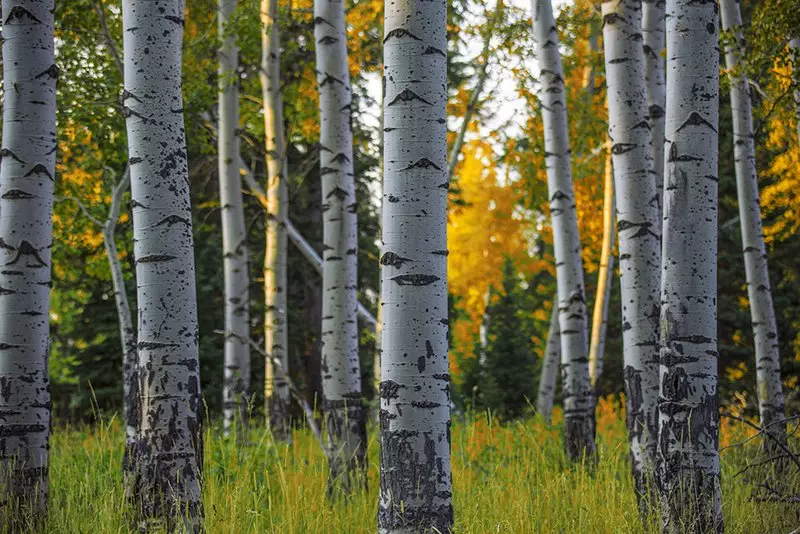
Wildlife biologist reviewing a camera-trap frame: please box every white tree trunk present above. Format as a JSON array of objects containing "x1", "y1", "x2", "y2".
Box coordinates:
[
  {"x1": 642, "y1": 0, "x2": 666, "y2": 221},
  {"x1": 260, "y1": 0, "x2": 291, "y2": 443},
  {"x1": 0, "y1": 0, "x2": 55, "y2": 523},
  {"x1": 379, "y1": 0, "x2": 452, "y2": 529},
  {"x1": 531, "y1": 0, "x2": 595, "y2": 460},
  {"x1": 588, "y1": 146, "x2": 615, "y2": 391},
  {"x1": 313, "y1": 0, "x2": 366, "y2": 493},
  {"x1": 601, "y1": 0, "x2": 662, "y2": 513},
  {"x1": 720, "y1": 0, "x2": 786, "y2": 452},
  {"x1": 536, "y1": 303, "x2": 561, "y2": 423},
  {"x1": 218, "y1": 0, "x2": 251, "y2": 438},
  {"x1": 657, "y1": 0, "x2": 722, "y2": 531},
  {"x1": 121, "y1": 0, "x2": 203, "y2": 529}
]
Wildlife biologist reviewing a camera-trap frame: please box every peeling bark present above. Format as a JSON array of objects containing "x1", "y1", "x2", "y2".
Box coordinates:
[
  {"x1": 218, "y1": 0, "x2": 251, "y2": 439},
  {"x1": 121, "y1": 0, "x2": 204, "y2": 530},
  {"x1": 261, "y1": 0, "x2": 291, "y2": 443},
  {"x1": 0, "y1": 0, "x2": 55, "y2": 524},
  {"x1": 720, "y1": 0, "x2": 786, "y2": 453},
  {"x1": 379, "y1": 0, "x2": 453, "y2": 530},
  {"x1": 531, "y1": 0, "x2": 596, "y2": 461},
  {"x1": 536, "y1": 303, "x2": 561, "y2": 423},
  {"x1": 657, "y1": 1, "x2": 722, "y2": 531},
  {"x1": 642, "y1": 0, "x2": 666, "y2": 222}
]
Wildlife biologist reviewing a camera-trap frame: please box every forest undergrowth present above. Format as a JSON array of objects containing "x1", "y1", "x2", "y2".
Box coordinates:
[{"x1": 38, "y1": 395, "x2": 800, "y2": 533}]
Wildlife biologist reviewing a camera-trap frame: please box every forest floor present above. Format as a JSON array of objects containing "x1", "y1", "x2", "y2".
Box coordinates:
[{"x1": 39, "y1": 395, "x2": 800, "y2": 533}]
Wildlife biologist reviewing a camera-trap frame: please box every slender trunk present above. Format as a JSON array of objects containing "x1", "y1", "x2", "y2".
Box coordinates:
[
  {"x1": 720, "y1": 0, "x2": 786, "y2": 453},
  {"x1": 602, "y1": 0, "x2": 662, "y2": 516},
  {"x1": 0, "y1": 0, "x2": 55, "y2": 524},
  {"x1": 536, "y1": 303, "x2": 561, "y2": 423},
  {"x1": 260, "y1": 0, "x2": 291, "y2": 443},
  {"x1": 379, "y1": 0, "x2": 453, "y2": 530},
  {"x1": 642, "y1": 0, "x2": 666, "y2": 222},
  {"x1": 314, "y1": 0, "x2": 366, "y2": 494},
  {"x1": 122, "y1": 0, "x2": 203, "y2": 529},
  {"x1": 657, "y1": 0, "x2": 722, "y2": 531},
  {"x1": 531, "y1": 0, "x2": 595, "y2": 461},
  {"x1": 588, "y1": 146, "x2": 615, "y2": 391},
  {"x1": 582, "y1": 16, "x2": 600, "y2": 98},
  {"x1": 478, "y1": 289, "x2": 492, "y2": 365},
  {"x1": 219, "y1": 0, "x2": 251, "y2": 439},
  {"x1": 791, "y1": 38, "x2": 800, "y2": 145}
]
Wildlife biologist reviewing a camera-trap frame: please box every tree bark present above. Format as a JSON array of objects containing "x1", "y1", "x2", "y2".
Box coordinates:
[
  {"x1": 0, "y1": 0, "x2": 55, "y2": 524},
  {"x1": 588, "y1": 145, "x2": 615, "y2": 391},
  {"x1": 531, "y1": 0, "x2": 595, "y2": 461},
  {"x1": 657, "y1": 0, "x2": 722, "y2": 531},
  {"x1": 720, "y1": 0, "x2": 786, "y2": 453},
  {"x1": 218, "y1": 0, "x2": 251, "y2": 439},
  {"x1": 121, "y1": 0, "x2": 203, "y2": 530},
  {"x1": 379, "y1": 0, "x2": 453, "y2": 530},
  {"x1": 536, "y1": 303, "x2": 561, "y2": 423},
  {"x1": 313, "y1": 0, "x2": 367, "y2": 494},
  {"x1": 260, "y1": 0, "x2": 291, "y2": 443},
  {"x1": 642, "y1": 0, "x2": 666, "y2": 222}
]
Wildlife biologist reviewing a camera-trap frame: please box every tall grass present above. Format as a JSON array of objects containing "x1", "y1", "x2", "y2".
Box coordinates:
[{"x1": 39, "y1": 395, "x2": 799, "y2": 532}]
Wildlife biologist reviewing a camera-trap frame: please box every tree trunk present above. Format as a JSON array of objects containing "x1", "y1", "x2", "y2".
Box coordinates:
[
  {"x1": 121, "y1": 0, "x2": 203, "y2": 530},
  {"x1": 379, "y1": 0, "x2": 453, "y2": 530},
  {"x1": 642, "y1": 0, "x2": 666, "y2": 222},
  {"x1": 531, "y1": 0, "x2": 595, "y2": 461},
  {"x1": 657, "y1": 0, "x2": 722, "y2": 531},
  {"x1": 588, "y1": 146, "x2": 615, "y2": 391},
  {"x1": 218, "y1": 0, "x2": 251, "y2": 439},
  {"x1": 536, "y1": 303, "x2": 561, "y2": 423},
  {"x1": 791, "y1": 38, "x2": 800, "y2": 145},
  {"x1": 0, "y1": 0, "x2": 55, "y2": 525},
  {"x1": 261, "y1": 0, "x2": 291, "y2": 443},
  {"x1": 313, "y1": 0, "x2": 367, "y2": 494},
  {"x1": 720, "y1": 0, "x2": 786, "y2": 453}
]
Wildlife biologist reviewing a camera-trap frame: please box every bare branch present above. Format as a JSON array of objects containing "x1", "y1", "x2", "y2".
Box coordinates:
[
  {"x1": 94, "y1": 1, "x2": 124, "y2": 77},
  {"x1": 720, "y1": 411, "x2": 800, "y2": 472}
]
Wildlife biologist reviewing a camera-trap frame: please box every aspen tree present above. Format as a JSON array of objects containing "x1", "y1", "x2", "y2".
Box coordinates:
[
  {"x1": 642, "y1": 0, "x2": 666, "y2": 219},
  {"x1": 536, "y1": 304, "x2": 561, "y2": 423}
]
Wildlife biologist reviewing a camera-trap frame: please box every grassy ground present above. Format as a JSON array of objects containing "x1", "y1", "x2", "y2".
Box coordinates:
[{"x1": 42, "y1": 396, "x2": 799, "y2": 533}]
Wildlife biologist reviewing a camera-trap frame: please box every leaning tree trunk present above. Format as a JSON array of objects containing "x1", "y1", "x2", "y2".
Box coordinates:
[
  {"x1": 218, "y1": 0, "x2": 251, "y2": 438},
  {"x1": 313, "y1": 0, "x2": 367, "y2": 494},
  {"x1": 531, "y1": 0, "x2": 595, "y2": 460},
  {"x1": 260, "y1": 0, "x2": 291, "y2": 443},
  {"x1": 122, "y1": 0, "x2": 204, "y2": 530},
  {"x1": 720, "y1": 0, "x2": 786, "y2": 453},
  {"x1": 536, "y1": 303, "x2": 561, "y2": 423},
  {"x1": 588, "y1": 146, "x2": 615, "y2": 391},
  {"x1": 642, "y1": 0, "x2": 666, "y2": 222},
  {"x1": 657, "y1": 0, "x2": 722, "y2": 531},
  {"x1": 601, "y1": 0, "x2": 662, "y2": 516},
  {"x1": 0, "y1": 0, "x2": 55, "y2": 525},
  {"x1": 379, "y1": 0, "x2": 453, "y2": 530}
]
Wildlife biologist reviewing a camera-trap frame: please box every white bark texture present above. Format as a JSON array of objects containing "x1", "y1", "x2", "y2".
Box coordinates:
[
  {"x1": 314, "y1": 0, "x2": 366, "y2": 493},
  {"x1": 536, "y1": 303, "x2": 561, "y2": 423},
  {"x1": 531, "y1": 0, "x2": 595, "y2": 460},
  {"x1": 720, "y1": 0, "x2": 786, "y2": 451},
  {"x1": 657, "y1": 0, "x2": 722, "y2": 531},
  {"x1": 588, "y1": 147, "x2": 615, "y2": 390},
  {"x1": 642, "y1": 0, "x2": 666, "y2": 222},
  {"x1": 0, "y1": 0, "x2": 55, "y2": 522},
  {"x1": 260, "y1": 0, "x2": 291, "y2": 443},
  {"x1": 601, "y1": 0, "x2": 662, "y2": 512},
  {"x1": 218, "y1": 0, "x2": 251, "y2": 438},
  {"x1": 379, "y1": 0, "x2": 453, "y2": 529},
  {"x1": 121, "y1": 0, "x2": 203, "y2": 529}
]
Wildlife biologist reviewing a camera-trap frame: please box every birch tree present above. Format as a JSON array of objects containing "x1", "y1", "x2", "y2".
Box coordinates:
[
  {"x1": 314, "y1": 0, "x2": 366, "y2": 492},
  {"x1": 218, "y1": 0, "x2": 251, "y2": 438},
  {"x1": 601, "y1": 0, "x2": 662, "y2": 512},
  {"x1": 720, "y1": 0, "x2": 786, "y2": 451},
  {"x1": 121, "y1": 0, "x2": 203, "y2": 528},
  {"x1": 642, "y1": 0, "x2": 666, "y2": 220},
  {"x1": 536, "y1": 303, "x2": 561, "y2": 423},
  {"x1": 0, "y1": 0, "x2": 56, "y2": 523},
  {"x1": 260, "y1": 0, "x2": 291, "y2": 442},
  {"x1": 657, "y1": 0, "x2": 722, "y2": 531},
  {"x1": 531, "y1": 0, "x2": 595, "y2": 460},
  {"x1": 379, "y1": 0, "x2": 453, "y2": 529}
]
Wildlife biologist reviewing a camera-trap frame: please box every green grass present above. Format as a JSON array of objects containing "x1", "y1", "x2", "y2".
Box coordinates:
[{"x1": 40, "y1": 397, "x2": 800, "y2": 533}]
